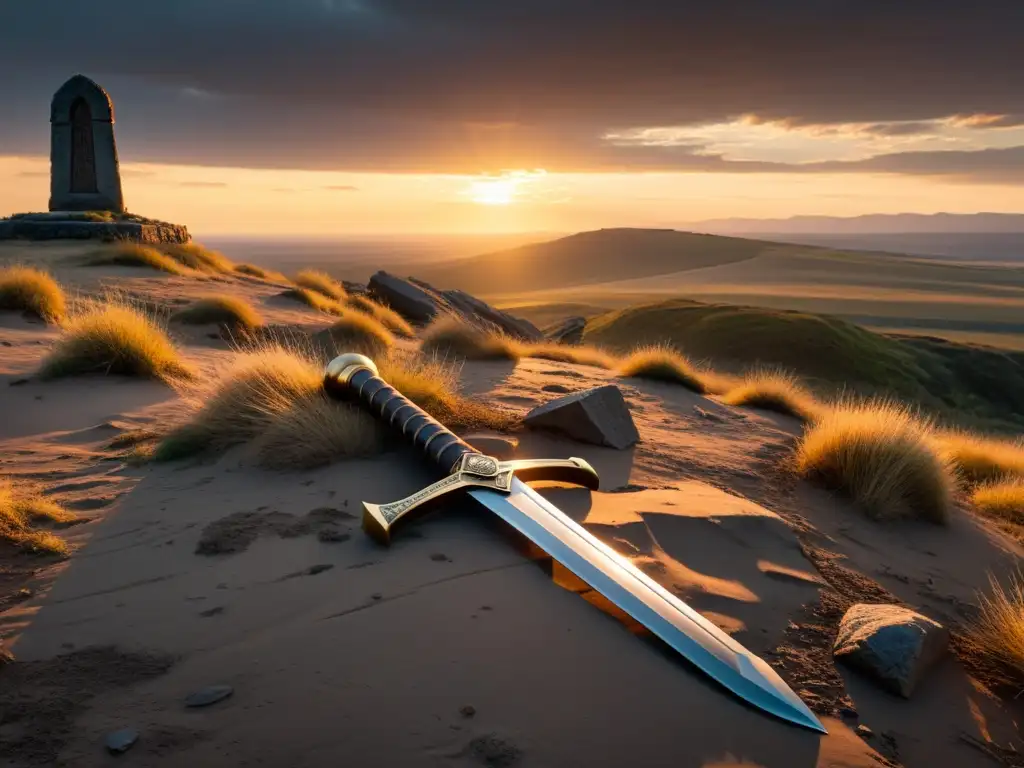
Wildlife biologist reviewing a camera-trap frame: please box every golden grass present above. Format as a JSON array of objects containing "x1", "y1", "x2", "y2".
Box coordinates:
[
  {"x1": 153, "y1": 343, "x2": 515, "y2": 467},
  {"x1": 617, "y1": 345, "x2": 707, "y2": 393},
  {"x1": 722, "y1": 370, "x2": 822, "y2": 422},
  {"x1": 172, "y1": 295, "x2": 263, "y2": 329},
  {"x1": 0, "y1": 479, "x2": 73, "y2": 556},
  {"x1": 0, "y1": 266, "x2": 66, "y2": 323},
  {"x1": 86, "y1": 244, "x2": 188, "y2": 275},
  {"x1": 162, "y1": 243, "x2": 235, "y2": 273},
  {"x1": 281, "y1": 286, "x2": 345, "y2": 315},
  {"x1": 38, "y1": 299, "x2": 194, "y2": 382},
  {"x1": 379, "y1": 352, "x2": 519, "y2": 432},
  {"x1": 524, "y1": 342, "x2": 617, "y2": 369},
  {"x1": 795, "y1": 400, "x2": 955, "y2": 523},
  {"x1": 972, "y1": 478, "x2": 1024, "y2": 527},
  {"x1": 420, "y1": 316, "x2": 521, "y2": 361},
  {"x1": 316, "y1": 310, "x2": 396, "y2": 358},
  {"x1": 935, "y1": 431, "x2": 1024, "y2": 484},
  {"x1": 969, "y1": 571, "x2": 1024, "y2": 681},
  {"x1": 294, "y1": 269, "x2": 346, "y2": 300},
  {"x1": 346, "y1": 294, "x2": 415, "y2": 337},
  {"x1": 235, "y1": 263, "x2": 286, "y2": 282}
]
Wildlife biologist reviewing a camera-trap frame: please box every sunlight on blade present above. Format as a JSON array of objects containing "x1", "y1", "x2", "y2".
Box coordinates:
[{"x1": 468, "y1": 480, "x2": 827, "y2": 734}]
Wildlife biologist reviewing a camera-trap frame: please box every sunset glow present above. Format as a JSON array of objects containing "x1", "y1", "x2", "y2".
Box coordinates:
[{"x1": 469, "y1": 177, "x2": 519, "y2": 206}]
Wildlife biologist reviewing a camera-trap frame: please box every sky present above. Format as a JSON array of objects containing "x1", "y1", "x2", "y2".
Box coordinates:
[{"x1": 2, "y1": 1, "x2": 1024, "y2": 236}]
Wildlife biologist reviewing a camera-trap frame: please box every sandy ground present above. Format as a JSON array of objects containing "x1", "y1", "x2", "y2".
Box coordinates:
[{"x1": 1, "y1": 242, "x2": 1022, "y2": 767}]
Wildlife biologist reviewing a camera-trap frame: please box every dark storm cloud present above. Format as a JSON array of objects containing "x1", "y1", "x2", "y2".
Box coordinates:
[{"x1": 1, "y1": 1, "x2": 1023, "y2": 178}]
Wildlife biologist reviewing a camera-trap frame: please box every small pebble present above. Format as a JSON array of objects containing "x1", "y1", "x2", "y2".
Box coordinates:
[
  {"x1": 371, "y1": 593, "x2": 383, "y2": 601},
  {"x1": 460, "y1": 705, "x2": 476, "y2": 718},
  {"x1": 185, "y1": 684, "x2": 234, "y2": 708},
  {"x1": 855, "y1": 724, "x2": 874, "y2": 738},
  {"x1": 105, "y1": 728, "x2": 138, "y2": 754}
]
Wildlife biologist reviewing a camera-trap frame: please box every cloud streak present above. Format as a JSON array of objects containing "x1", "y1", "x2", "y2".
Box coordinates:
[{"x1": 0, "y1": 2, "x2": 1021, "y2": 180}]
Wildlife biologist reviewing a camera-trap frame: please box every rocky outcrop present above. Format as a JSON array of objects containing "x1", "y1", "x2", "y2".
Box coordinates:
[
  {"x1": 833, "y1": 603, "x2": 949, "y2": 698},
  {"x1": 368, "y1": 271, "x2": 541, "y2": 340},
  {"x1": 523, "y1": 385, "x2": 639, "y2": 449},
  {"x1": 545, "y1": 316, "x2": 586, "y2": 345}
]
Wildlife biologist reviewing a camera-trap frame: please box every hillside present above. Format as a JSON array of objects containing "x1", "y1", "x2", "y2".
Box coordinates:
[
  {"x1": 411, "y1": 228, "x2": 793, "y2": 295},
  {"x1": 584, "y1": 298, "x2": 1024, "y2": 430}
]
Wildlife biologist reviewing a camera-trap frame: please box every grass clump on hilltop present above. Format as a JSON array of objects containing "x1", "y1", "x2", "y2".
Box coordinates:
[
  {"x1": 0, "y1": 479, "x2": 75, "y2": 557},
  {"x1": 294, "y1": 269, "x2": 347, "y2": 301},
  {"x1": 39, "y1": 298, "x2": 193, "y2": 382},
  {"x1": 0, "y1": 266, "x2": 66, "y2": 323},
  {"x1": 172, "y1": 295, "x2": 263, "y2": 330},
  {"x1": 795, "y1": 400, "x2": 955, "y2": 524}
]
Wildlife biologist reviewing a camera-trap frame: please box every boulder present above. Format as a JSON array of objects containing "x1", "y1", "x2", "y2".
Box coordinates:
[
  {"x1": 367, "y1": 271, "x2": 541, "y2": 340},
  {"x1": 833, "y1": 603, "x2": 949, "y2": 697},
  {"x1": 523, "y1": 385, "x2": 639, "y2": 449},
  {"x1": 368, "y1": 272, "x2": 440, "y2": 325},
  {"x1": 546, "y1": 316, "x2": 586, "y2": 346}
]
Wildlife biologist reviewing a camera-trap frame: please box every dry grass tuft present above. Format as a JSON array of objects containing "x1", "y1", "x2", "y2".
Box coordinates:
[
  {"x1": 281, "y1": 286, "x2": 345, "y2": 315},
  {"x1": 85, "y1": 244, "x2": 188, "y2": 275},
  {"x1": 235, "y1": 263, "x2": 286, "y2": 282},
  {"x1": 972, "y1": 478, "x2": 1024, "y2": 528},
  {"x1": 39, "y1": 299, "x2": 194, "y2": 382},
  {"x1": 154, "y1": 343, "x2": 518, "y2": 467},
  {"x1": 315, "y1": 310, "x2": 396, "y2": 358},
  {"x1": 163, "y1": 243, "x2": 235, "y2": 273},
  {"x1": 379, "y1": 352, "x2": 520, "y2": 432},
  {"x1": 524, "y1": 343, "x2": 616, "y2": 369},
  {"x1": 0, "y1": 479, "x2": 73, "y2": 556},
  {"x1": 172, "y1": 295, "x2": 263, "y2": 330},
  {"x1": 153, "y1": 344, "x2": 381, "y2": 468},
  {"x1": 0, "y1": 266, "x2": 66, "y2": 323},
  {"x1": 936, "y1": 431, "x2": 1024, "y2": 484},
  {"x1": 617, "y1": 345, "x2": 707, "y2": 393},
  {"x1": 346, "y1": 294, "x2": 415, "y2": 337},
  {"x1": 795, "y1": 400, "x2": 955, "y2": 524},
  {"x1": 722, "y1": 370, "x2": 822, "y2": 422},
  {"x1": 969, "y1": 571, "x2": 1024, "y2": 682},
  {"x1": 294, "y1": 269, "x2": 346, "y2": 300},
  {"x1": 420, "y1": 316, "x2": 521, "y2": 361}
]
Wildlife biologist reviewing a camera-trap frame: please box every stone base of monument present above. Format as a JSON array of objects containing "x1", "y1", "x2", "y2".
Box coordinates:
[{"x1": 0, "y1": 211, "x2": 190, "y2": 244}]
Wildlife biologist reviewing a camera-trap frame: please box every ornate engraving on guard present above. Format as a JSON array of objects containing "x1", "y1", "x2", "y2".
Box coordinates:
[{"x1": 361, "y1": 453, "x2": 599, "y2": 545}]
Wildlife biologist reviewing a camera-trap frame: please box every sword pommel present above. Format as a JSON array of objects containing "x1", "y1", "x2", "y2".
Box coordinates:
[{"x1": 362, "y1": 453, "x2": 599, "y2": 544}]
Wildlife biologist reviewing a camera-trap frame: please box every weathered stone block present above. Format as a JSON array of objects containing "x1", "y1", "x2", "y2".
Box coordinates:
[
  {"x1": 523, "y1": 385, "x2": 639, "y2": 449},
  {"x1": 833, "y1": 603, "x2": 949, "y2": 697}
]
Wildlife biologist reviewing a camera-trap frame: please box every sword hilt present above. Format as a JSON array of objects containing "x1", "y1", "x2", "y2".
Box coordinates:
[
  {"x1": 324, "y1": 353, "x2": 600, "y2": 545},
  {"x1": 324, "y1": 353, "x2": 476, "y2": 474}
]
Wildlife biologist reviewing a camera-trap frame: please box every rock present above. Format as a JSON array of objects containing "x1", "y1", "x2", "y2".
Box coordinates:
[
  {"x1": 460, "y1": 704, "x2": 477, "y2": 718},
  {"x1": 105, "y1": 728, "x2": 139, "y2": 754},
  {"x1": 367, "y1": 271, "x2": 442, "y2": 325},
  {"x1": 855, "y1": 724, "x2": 874, "y2": 738},
  {"x1": 463, "y1": 434, "x2": 519, "y2": 460},
  {"x1": 367, "y1": 271, "x2": 541, "y2": 340},
  {"x1": 185, "y1": 684, "x2": 234, "y2": 708},
  {"x1": 545, "y1": 316, "x2": 586, "y2": 345},
  {"x1": 523, "y1": 385, "x2": 639, "y2": 449},
  {"x1": 833, "y1": 603, "x2": 949, "y2": 698}
]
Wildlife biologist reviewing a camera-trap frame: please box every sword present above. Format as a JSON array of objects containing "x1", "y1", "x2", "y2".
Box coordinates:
[{"x1": 323, "y1": 353, "x2": 826, "y2": 734}]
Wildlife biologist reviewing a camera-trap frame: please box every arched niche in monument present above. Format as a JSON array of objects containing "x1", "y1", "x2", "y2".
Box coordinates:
[{"x1": 49, "y1": 75, "x2": 125, "y2": 213}]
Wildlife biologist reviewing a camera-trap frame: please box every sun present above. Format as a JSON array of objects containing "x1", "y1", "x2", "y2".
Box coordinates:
[{"x1": 468, "y1": 177, "x2": 519, "y2": 206}]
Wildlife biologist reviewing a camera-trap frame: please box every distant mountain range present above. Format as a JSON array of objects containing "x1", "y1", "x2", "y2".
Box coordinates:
[{"x1": 690, "y1": 212, "x2": 1024, "y2": 235}]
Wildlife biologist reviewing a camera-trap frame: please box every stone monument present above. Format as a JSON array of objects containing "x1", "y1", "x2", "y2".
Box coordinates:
[
  {"x1": 0, "y1": 75, "x2": 189, "y2": 243},
  {"x1": 49, "y1": 74, "x2": 125, "y2": 212}
]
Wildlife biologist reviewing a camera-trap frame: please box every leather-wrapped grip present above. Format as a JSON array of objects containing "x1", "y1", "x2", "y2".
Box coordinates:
[{"x1": 325, "y1": 360, "x2": 477, "y2": 474}]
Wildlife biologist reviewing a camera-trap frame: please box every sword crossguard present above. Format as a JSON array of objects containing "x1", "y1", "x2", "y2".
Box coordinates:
[{"x1": 362, "y1": 454, "x2": 599, "y2": 545}]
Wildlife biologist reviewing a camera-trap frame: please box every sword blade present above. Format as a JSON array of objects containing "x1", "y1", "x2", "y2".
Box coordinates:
[{"x1": 469, "y1": 479, "x2": 827, "y2": 734}]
